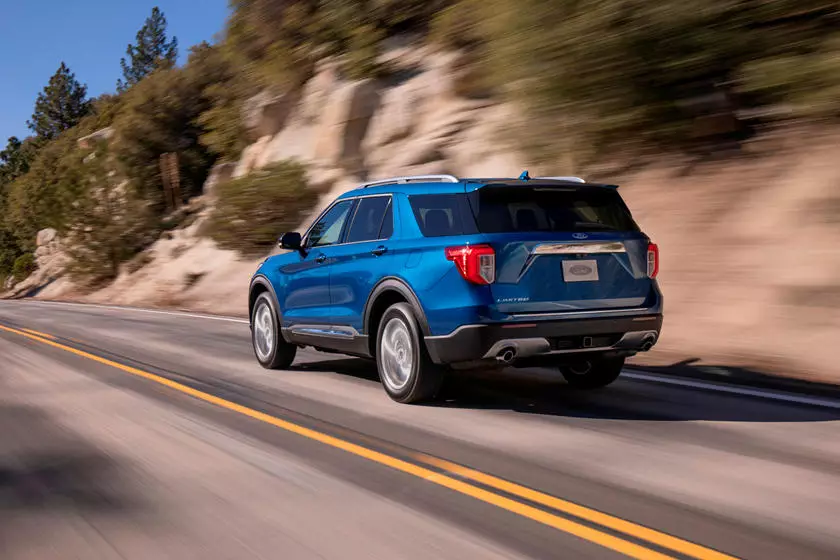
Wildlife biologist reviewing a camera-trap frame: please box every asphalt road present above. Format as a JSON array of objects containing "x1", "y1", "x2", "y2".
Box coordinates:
[{"x1": 2, "y1": 300, "x2": 840, "y2": 560}]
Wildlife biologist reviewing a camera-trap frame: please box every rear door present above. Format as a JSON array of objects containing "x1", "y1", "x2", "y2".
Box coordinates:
[
  {"x1": 328, "y1": 195, "x2": 396, "y2": 332},
  {"x1": 466, "y1": 184, "x2": 653, "y2": 314}
]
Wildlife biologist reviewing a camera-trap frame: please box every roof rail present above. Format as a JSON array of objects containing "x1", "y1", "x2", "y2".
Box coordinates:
[
  {"x1": 534, "y1": 176, "x2": 586, "y2": 183},
  {"x1": 361, "y1": 174, "x2": 459, "y2": 188}
]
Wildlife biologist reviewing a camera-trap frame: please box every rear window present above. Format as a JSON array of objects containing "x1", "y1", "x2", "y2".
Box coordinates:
[
  {"x1": 346, "y1": 196, "x2": 391, "y2": 243},
  {"x1": 408, "y1": 194, "x2": 477, "y2": 237},
  {"x1": 467, "y1": 186, "x2": 639, "y2": 233}
]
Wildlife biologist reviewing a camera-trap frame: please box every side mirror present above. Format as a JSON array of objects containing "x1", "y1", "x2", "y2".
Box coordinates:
[{"x1": 279, "y1": 231, "x2": 302, "y2": 251}]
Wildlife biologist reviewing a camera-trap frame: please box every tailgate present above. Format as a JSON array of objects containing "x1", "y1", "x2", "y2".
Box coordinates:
[{"x1": 465, "y1": 183, "x2": 653, "y2": 314}]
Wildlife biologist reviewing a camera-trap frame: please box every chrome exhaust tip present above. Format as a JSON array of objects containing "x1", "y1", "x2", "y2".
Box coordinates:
[
  {"x1": 640, "y1": 333, "x2": 657, "y2": 351},
  {"x1": 496, "y1": 347, "x2": 517, "y2": 364}
]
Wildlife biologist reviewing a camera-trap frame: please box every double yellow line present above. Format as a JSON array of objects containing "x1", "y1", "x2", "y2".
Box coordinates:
[{"x1": 0, "y1": 322, "x2": 737, "y2": 560}]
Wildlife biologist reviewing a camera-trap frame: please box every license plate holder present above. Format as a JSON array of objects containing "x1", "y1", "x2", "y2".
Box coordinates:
[{"x1": 562, "y1": 259, "x2": 599, "y2": 282}]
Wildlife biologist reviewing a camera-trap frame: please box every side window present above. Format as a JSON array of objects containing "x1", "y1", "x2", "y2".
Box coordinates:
[
  {"x1": 346, "y1": 196, "x2": 391, "y2": 243},
  {"x1": 306, "y1": 200, "x2": 354, "y2": 248},
  {"x1": 408, "y1": 194, "x2": 475, "y2": 237},
  {"x1": 378, "y1": 200, "x2": 393, "y2": 239}
]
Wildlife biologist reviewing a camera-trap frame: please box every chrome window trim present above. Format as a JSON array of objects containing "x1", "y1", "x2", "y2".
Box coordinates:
[{"x1": 303, "y1": 194, "x2": 394, "y2": 249}]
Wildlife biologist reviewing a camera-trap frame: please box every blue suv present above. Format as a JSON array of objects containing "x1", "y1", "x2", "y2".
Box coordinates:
[{"x1": 249, "y1": 173, "x2": 662, "y2": 403}]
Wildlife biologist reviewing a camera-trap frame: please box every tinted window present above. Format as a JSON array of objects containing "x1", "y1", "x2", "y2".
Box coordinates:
[
  {"x1": 379, "y1": 201, "x2": 393, "y2": 238},
  {"x1": 346, "y1": 196, "x2": 391, "y2": 243},
  {"x1": 307, "y1": 200, "x2": 354, "y2": 247},
  {"x1": 409, "y1": 194, "x2": 475, "y2": 237},
  {"x1": 467, "y1": 187, "x2": 639, "y2": 233}
]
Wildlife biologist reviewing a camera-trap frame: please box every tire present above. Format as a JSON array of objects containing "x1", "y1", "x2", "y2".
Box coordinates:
[
  {"x1": 251, "y1": 292, "x2": 297, "y2": 369},
  {"x1": 561, "y1": 356, "x2": 625, "y2": 389},
  {"x1": 376, "y1": 302, "x2": 444, "y2": 403}
]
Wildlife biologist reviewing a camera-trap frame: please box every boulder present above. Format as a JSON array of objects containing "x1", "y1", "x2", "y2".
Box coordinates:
[
  {"x1": 36, "y1": 228, "x2": 58, "y2": 247},
  {"x1": 313, "y1": 79, "x2": 381, "y2": 172},
  {"x1": 202, "y1": 162, "x2": 236, "y2": 198},
  {"x1": 242, "y1": 90, "x2": 297, "y2": 141},
  {"x1": 6, "y1": 228, "x2": 71, "y2": 298}
]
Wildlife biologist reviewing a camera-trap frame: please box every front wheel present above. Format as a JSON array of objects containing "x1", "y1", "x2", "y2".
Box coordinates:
[
  {"x1": 561, "y1": 356, "x2": 625, "y2": 389},
  {"x1": 376, "y1": 302, "x2": 444, "y2": 403},
  {"x1": 252, "y1": 292, "x2": 297, "y2": 369}
]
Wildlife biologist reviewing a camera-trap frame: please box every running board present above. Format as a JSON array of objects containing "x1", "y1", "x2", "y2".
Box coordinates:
[{"x1": 281, "y1": 325, "x2": 371, "y2": 359}]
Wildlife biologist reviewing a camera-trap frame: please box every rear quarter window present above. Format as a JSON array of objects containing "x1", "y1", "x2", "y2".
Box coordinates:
[{"x1": 408, "y1": 194, "x2": 477, "y2": 237}]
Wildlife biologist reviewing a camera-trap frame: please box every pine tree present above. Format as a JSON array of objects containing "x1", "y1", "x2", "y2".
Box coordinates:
[
  {"x1": 27, "y1": 63, "x2": 91, "y2": 142},
  {"x1": 0, "y1": 137, "x2": 35, "y2": 185},
  {"x1": 117, "y1": 7, "x2": 179, "y2": 91}
]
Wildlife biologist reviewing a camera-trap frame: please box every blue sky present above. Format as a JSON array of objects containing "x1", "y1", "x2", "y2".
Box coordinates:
[{"x1": 0, "y1": 0, "x2": 231, "y2": 142}]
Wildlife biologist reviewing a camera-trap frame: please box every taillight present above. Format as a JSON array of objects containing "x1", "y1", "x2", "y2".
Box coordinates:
[
  {"x1": 647, "y1": 242, "x2": 659, "y2": 279},
  {"x1": 445, "y1": 244, "x2": 496, "y2": 285}
]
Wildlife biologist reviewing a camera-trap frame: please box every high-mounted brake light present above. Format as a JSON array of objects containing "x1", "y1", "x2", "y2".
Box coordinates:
[
  {"x1": 647, "y1": 242, "x2": 659, "y2": 279},
  {"x1": 445, "y1": 244, "x2": 496, "y2": 285}
]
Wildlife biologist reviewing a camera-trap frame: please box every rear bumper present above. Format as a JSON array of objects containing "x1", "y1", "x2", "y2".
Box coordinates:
[{"x1": 424, "y1": 314, "x2": 663, "y2": 366}]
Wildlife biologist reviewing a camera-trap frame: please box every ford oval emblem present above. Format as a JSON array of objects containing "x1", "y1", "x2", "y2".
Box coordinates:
[
  {"x1": 569, "y1": 264, "x2": 593, "y2": 275},
  {"x1": 572, "y1": 232, "x2": 588, "y2": 240}
]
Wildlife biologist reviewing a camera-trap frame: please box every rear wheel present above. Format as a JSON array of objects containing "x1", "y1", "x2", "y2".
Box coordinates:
[
  {"x1": 252, "y1": 292, "x2": 297, "y2": 369},
  {"x1": 376, "y1": 302, "x2": 444, "y2": 403},
  {"x1": 561, "y1": 356, "x2": 625, "y2": 389}
]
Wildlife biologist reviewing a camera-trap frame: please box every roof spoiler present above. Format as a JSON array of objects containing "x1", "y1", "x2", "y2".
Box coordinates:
[{"x1": 519, "y1": 170, "x2": 586, "y2": 183}]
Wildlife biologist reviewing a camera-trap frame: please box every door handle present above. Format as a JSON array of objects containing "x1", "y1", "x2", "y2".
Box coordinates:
[
  {"x1": 315, "y1": 254, "x2": 327, "y2": 264},
  {"x1": 371, "y1": 246, "x2": 387, "y2": 256}
]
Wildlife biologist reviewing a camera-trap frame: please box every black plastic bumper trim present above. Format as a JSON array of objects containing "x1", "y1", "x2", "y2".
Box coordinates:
[{"x1": 424, "y1": 314, "x2": 663, "y2": 364}]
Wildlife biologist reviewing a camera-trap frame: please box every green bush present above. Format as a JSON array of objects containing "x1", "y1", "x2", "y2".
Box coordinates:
[
  {"x1": 12, "y1": 253, "x2": 35, "y2": 281},
  {"x1": 5, "y1": 130, "x2": 89, "y2": 250},
  {"x1": 64, "y1": 144, "x2": 158, "y2": 284},
  {"x1": 0, "y1": 226, "x2": 23, "y2": 280},
  {"x1": 206, "y1": 161, "x2": 318, "y2": 256}
]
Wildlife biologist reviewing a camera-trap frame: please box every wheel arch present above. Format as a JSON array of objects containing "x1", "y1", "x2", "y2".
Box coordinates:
[
  {"x1": 249, "y1": 275, "x2": 280, "y2": 325},
  {"x1": 363, "y1": 278, "x2": 430, "y2": 356}
]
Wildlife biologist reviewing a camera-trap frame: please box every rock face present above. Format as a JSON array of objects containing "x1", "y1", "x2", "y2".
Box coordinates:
[
  {"x1": 242, "y1": 90, "x2": 297, "y2": 141},
  {"x1": 365, "y1": 78, "x2": 426, "y2": 151},
  {"x1": 299, "y1": 58, "x2": 341, "y2": 124},
  {"x1": 227, "y1": 46, "x2": 514, "y2": 186},
  {"x1": 313, "y1": 79, "x2": 381, "y2": 172}
]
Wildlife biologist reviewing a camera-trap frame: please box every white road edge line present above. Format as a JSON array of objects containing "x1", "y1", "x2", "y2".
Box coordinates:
[
  {"x1": 1, "y1": 299, "x2": 250, "y2": 324},
  {"x1": 624, "y1": 371, "x2": 840, "y2": 410}
]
